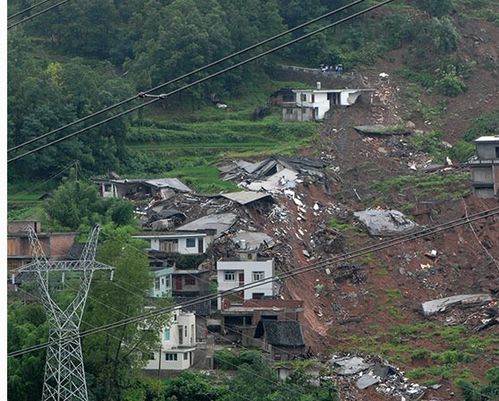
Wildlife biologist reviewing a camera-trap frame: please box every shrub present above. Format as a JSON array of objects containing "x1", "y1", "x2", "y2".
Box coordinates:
[{"x1": 436, "y1": 68, "x2": 466, "y2": 96}]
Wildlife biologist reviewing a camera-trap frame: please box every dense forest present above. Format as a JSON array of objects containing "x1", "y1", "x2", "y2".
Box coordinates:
[{"x1": 8, "y1": 0, "x2": 475, "y2": 180}]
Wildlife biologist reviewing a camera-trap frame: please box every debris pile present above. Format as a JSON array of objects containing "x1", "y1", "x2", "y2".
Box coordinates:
[{"x1": 329, "y1": 355, "x2": 426, "y2": 400}]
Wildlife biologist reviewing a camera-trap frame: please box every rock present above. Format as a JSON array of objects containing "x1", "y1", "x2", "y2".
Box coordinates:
[{"x1": 405, "y1": 121, "x2": 416, "y2": 130}]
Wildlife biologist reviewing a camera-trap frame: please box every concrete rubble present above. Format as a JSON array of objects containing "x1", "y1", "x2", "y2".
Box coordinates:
[
  {"x1": 219, "y1": 156, "x2": 327, "y2": 194},
  {"x1": 421, "y1": 294, "x2": 493, "y2": 316},
  {"x1": 354, "y1": 209, "x2": 419, "y2": 236},
  {"x1": 329, "y1": 355, "x2": 426, "y2": 400}
]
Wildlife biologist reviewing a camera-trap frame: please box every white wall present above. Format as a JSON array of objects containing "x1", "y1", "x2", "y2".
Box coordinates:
[
  {"x1": 293, "y1": 91, "x2": 330, "y2": 119},
  {"x1": 151, "y1": 267, "x2": 173, "y2": 298},
  {"x1": 144, "y1": 310, "x2": 196, "y2": 371},
  {"x1": 216, "y1": 259, "x2": 274, "y2": 309}
]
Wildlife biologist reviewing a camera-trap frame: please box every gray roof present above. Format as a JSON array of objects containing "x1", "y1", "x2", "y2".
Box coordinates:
[
  {"x1": 176, "y1": 213, "x2": 237, "y2": 236},
  {"x1": 254, "y1": 320, "x2": 305, "y2": 347},
  {"x1": 221, "y1": 191, "x2": 273, "y2": 205},
  {"x1": 143, "y1": 178, "x2": 192, "y2": 192}
]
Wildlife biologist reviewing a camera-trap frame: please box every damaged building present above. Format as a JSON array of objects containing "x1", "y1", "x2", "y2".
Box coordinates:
[
  {"x1": 94, "y1": 177, "x2": 192, "y2": 200},
  {"x1": 277, "y1": 82, "x2": 374, "y2": 122}
]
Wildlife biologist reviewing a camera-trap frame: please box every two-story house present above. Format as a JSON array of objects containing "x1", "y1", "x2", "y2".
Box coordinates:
[
  {"x1": 469, "y1": 136, "x2": 499, "y2": 198},
  {"x1": 144, "y1": 309, "x2": 197, "y2": 372},
  {"x1": 216, "y1": 256, "x2": 275, "y2": 310}
]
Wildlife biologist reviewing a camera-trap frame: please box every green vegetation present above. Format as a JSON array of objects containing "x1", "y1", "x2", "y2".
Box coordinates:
[
  {"x1": 335, "y1": 322, "x2": 498, "y2": 383},
  {"x1": 328, "y1": 216, "x2": 355, "y2": 231},
  {"x1": 371, "y1": 172, "x2": 471, "y2": 205}
]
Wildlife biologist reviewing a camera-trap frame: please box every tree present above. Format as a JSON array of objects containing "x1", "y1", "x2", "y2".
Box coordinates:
[
  {"x1": 45, "y1": 175, "x2": 134, "y2": 230},
  {"x1": 82, "y1": 227, "x2": 171, "y2": 401}
]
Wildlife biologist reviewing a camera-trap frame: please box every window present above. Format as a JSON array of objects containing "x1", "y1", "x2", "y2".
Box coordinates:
[
  {"x1": 224, "y1": 272, "x2": 236, "y2": 281},
  {"x1": 104, "y1": 183, "x2": 112, "y2": 191},
  {"x1": 184, "y1": 326, "x2": 188, "y2": 337},
  {"x1": 163, "y1": 328, "x2": 170, "y2": 341},
  {"x1": 184, "y1": 353, "x2": 188, "y2": 360},
  {"x1": 184, "y1": 277, "x2": 196, "y2": 286},
  {"x1": 165, "y1": 353, "x2": 178, "y2": 361},
  {"x1": 300, "y1": 94, "x2": 307, "y2": 102},
  {"x1": 286, "y1": 108, "x2": 293, "y2": 115},
  {"x1": 191, "y1": 324, "x2": 194, "y2": 343},
  {"x1": 161, "y1": 277, "x2": 165, "y2": 285},
  {"x1": 154, "y1": 278, "x2": 160, "y2": 291},
  {"x1": 252, "y1": 293, "x2": 264, "y2": 299},
  {"x1": 160, "y1": 239, "x2": 178, "y2": 252},
  {"x1": 252, "y1": 271, "x2": 264, "y2": 281},
  {"x1": 164, "y1": 277, "x2": 170, "y2": 288},
  {"x1": 186, "y1": 238, "x2": 196, "y2": 248},
  {"x1": 146, "y1": 353, "x2": 155, "y2": 360},
  {"x1": 496, "y1": 146, "x2": 499, "y2": 158},
  {"x1": 311, "y1": 94, "x2": 315, "y2": 103}
]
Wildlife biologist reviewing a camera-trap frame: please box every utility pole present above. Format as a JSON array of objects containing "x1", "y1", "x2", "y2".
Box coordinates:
[{"x1": 15, "y1": 225, "x2": 113, "y2": 401}]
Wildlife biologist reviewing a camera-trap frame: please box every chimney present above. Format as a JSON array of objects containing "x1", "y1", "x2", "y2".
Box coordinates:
[{"x1": 316, "y1": 81, "x2": 321, "y2": 90}]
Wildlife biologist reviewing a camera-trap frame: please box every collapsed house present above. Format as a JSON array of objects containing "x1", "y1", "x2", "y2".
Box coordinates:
[
  {"x1": 219, "y1": 156, "x2": 326, "y2": 193},
  {"x1": 93, "y1": 177, "x2": 192, "y2": 200},
  {"x1": 254, "y1": 320, "x2": 306, "y2": 360}
]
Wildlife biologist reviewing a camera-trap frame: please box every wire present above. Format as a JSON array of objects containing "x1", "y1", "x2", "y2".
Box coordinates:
[
  {"x1": 8, "y1": 205, "x2": 499, "y2": 357},
  {"x1": 7, "y1": 0, "x2": 395, "y2": 163},
  {"x1": 7, "y1": 0, "x2": 368, "y2": 154},
  {"x1": 8, "y1": 0, "x2": 54, "y2": 20},
  {"x1": 7, "y1": 0, "x2": 72, "y2": 30}
]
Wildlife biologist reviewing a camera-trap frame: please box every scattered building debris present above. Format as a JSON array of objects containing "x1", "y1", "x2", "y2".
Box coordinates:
[
  {"x1": 94, "y1": 177, "x2": 192, "y2": 200},
  {"x1": 330, "y1": 355, "x2": 426, "y2": 400},
  {"x1": 354, "y1": 209, "x2": 419, "y2": 236},
  {"x1": 421, "y1": 294, "x2": 493, "y2": 316}
]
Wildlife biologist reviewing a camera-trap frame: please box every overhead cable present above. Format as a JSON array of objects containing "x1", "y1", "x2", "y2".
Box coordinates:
[
  {"x1": 8, "y1": 0, "x2": 367, "y2": 154},
  {"x1": 7, "y1": 0, "x2": 72, "y2": 29},
  {"x1": 8, "y1": 0, "x2": 394, "y2": 162}
]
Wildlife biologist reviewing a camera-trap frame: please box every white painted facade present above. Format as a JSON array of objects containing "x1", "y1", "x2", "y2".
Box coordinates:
[
  {"x1": 133, "y1": 233, "x2": 209, "y2": 254},
  {"x1": 144, "y1": 310, "x2": 196, "y2": 371},
  {"x1": 216, "y1": 258, "x2": 275, "y2": 310},
  {"x1": 283, "y1": 87, "x2": 374, "y2": 121}
]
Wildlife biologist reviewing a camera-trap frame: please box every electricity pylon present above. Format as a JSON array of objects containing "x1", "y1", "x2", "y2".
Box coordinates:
[{"x1": 15, "y1": 225, "x2": 113, "y2": 401}]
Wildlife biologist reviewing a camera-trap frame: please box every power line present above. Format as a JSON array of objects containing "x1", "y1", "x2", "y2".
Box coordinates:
[
  {"x1": 8, "y1": 0, "x2": 54, "y2": 20},
  {"x1": 7, "y1": 0, "x2": 395, "y2": 163},
  {"x1": 7, "y1": 0, "x2": 368, "y2": 154},
  {"x1": 8, "y1": 205, "x2": 499, "y2": 357},
  {"x1": 7, "y1": 0, "x2": 72, "y2": 30}
]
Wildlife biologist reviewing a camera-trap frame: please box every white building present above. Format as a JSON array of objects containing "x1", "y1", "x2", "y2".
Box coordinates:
[
  {"x1": 144, "y1": 310, "x2": 197, "y2": 371},
  {"x1": 282, "y1": 83, "x2": 374, "y2": 122},
  {"x1": 133, "y1": 232, "x2": 209, "y2": 254},
  {"x1": 216, "y1": 257, "x2": 275, "y2": 310}
]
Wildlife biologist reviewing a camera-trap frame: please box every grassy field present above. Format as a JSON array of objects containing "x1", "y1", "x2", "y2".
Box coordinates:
[{"x1": 125, "y1": 80, "x2": 319, "y2": 192}]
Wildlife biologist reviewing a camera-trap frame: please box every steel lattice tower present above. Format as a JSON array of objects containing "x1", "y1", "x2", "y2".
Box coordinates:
[{"x1": 16, "y1": 225, "x2": 113, "y2": 401}]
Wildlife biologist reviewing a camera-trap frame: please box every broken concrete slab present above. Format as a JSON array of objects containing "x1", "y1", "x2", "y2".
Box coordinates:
[
  {"x1": 354, "y1": 209, "x2": 418, "y2": 236},
  {"x1": 421, "y1": 294, "x2": 492, "y2": 316},
  {"x1": 354, "y1": 125, "x2": 412, "y2": 136},
  {"x1": 231, "y1": 231, "x2": 275, "y2": 250},
  {"x1": 356, "y1": 373, "x2": 381, "y2": 389},
  {"x1": 221, "y1": 191, "x2": 273, "y2": 205},
  {"x1": 330, "y1": 356, "x2": 371, "y2": 375}
]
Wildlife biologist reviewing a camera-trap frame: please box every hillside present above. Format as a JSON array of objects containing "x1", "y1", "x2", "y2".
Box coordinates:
[{"x1": 7, "y1": 1, "x2": 499, "y2": 400}]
